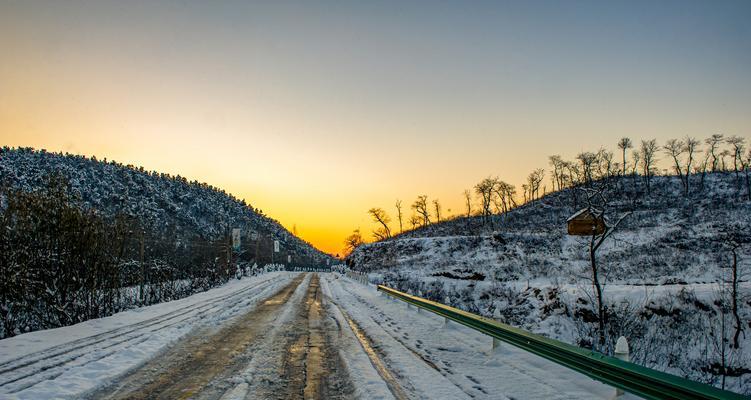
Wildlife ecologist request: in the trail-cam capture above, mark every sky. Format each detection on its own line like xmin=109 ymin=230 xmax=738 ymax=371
xmin=1 ymin=1 xmax=750 ymax=255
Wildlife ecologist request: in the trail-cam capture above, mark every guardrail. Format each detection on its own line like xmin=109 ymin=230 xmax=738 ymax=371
xmin=377 ymin=285 xmax=744 ymax=400
xmin=344 ymin=270 xmax=368 ymax=284
xmin=286 ymin=266 xmax=331 ymax=273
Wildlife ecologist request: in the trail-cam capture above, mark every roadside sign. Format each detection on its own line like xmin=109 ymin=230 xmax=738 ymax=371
xmin=232 ymin=228 xmax=241 ymax=250
xmin=287 ymin=255 xmax=292 ymax=263
xmin=274 ymin=240 xmax=280 ymax=252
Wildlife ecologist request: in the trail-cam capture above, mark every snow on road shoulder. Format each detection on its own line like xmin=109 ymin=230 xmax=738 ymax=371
xmin=325 ymin=273 xmax=629 ymax=400
xmin=319 ymin=277 xmax=396 ymax=400
xmin=324 ymin=275 xmax=474 ymax=399
xmin=0 ymin=272 xmax=286 ymax=363
xmin=0 ymin=272 xmax=295 ymax=400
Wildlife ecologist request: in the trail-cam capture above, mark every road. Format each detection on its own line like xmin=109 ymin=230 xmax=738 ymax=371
xmin=92 ymin=273 xmax=355 ymax=400
xmin=0 ymin=272 xmax=620 ymax=399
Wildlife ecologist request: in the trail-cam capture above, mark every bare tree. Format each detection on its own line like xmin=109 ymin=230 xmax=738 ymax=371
xmin=726 ymin=136 xmax=746 ymax=184
xmin=526 ymin=169 xmax=545 ymax=201
xmin=727 ymin=136 xmax=751 ymax=198
xmin=706 ymin=134 xmax=725 ymax=172
xmin=729 ymin=241 xmax=744 ymax=350
xmin=409 ymin=214 xmax=420 ymax=230
xmin=743 ymin=149 xmax=751 ymax=199
xmin=411 ymin=195 xmax=430 ymax=227
xmin=663 ymin=138 xmax=686 ymax=192
xmin=718 ymin=225 xmax=749 ymax=349
xmin=504 ymin=181 xmax=517 ymax=209
xmin=598 ymin=149 xmax=615 ymax=178
xmin=563 ymin=161 xmax=583 ymax=208
xmin=462 ymin=189 xmax=472 ymax=217
xmin=474 ymin=177 xmax=496 ymax=221
xmin=696 ymin=149 xmax=712 ymax=191
xmin=639 ymin=139 xmax=658 ymax=194
xmin=395 ymin=200 xmax=404 ymax=233
xmin=432 ymin=199 xmax=442 ymax=223
xmin=549 ymin=155 xmax=565 ymax=191
xmin=719 ymin=149 xmax=732 ymax=171
xmin=580 ymin=188 xmax=632 ymax=350
xmin=630 ymin=152 xmax=640 ymax=176
xmin=617 ymin=137 xmax=633 ymax=177
xmin=577 ymin=152 xmax=598 ymax=184
xmin=343 ymin=229 xmax=364 ymax=257
xmin=683 ymin=136 xmax=700 ymax=195
xmin=492 ymin=180 xmax=517 ymax=214
xmin=368 ymin=208 xmax=391 ymax=240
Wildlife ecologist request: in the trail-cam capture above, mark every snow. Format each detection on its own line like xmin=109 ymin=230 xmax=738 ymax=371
xmin=0 ymin=148 xmax=333 ymax=341
xmin=322 ymin=273 xmax=636 ymax=399
xmin=216 ymin=273 xmax=313 ymax=399
xmin=1 ymin=270 xmax=735 ymax=398
xmin=324 ymin=299 xmax=396 ymax=399
xmin=0 ymin=272 xmax=295 ymax=399
xmin=349 ymin=174 xmax=751 ymax=394
xmin=0 ymin=148 xmax=329 ymax=265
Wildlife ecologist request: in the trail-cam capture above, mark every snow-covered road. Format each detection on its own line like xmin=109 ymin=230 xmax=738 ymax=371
xmin=0 ymin=272 xmax=631 ymax=399
xmin=323 ymin=274 xmax=624 ymax=400
xmin=0 ymin=272 xmax=295 ymax=399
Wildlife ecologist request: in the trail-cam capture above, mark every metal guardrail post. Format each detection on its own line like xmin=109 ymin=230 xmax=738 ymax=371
xmin=376 ymin=284 xmax=745 ymax=400
xmin=614 ymin=336 xmax=630 ymax=398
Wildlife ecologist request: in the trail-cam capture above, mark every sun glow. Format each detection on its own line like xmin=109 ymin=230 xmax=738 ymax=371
xmin=2 ymin=2 xmax=750 ymax=255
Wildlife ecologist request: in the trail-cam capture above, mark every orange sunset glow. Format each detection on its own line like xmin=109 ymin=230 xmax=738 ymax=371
xmin=2 ymin=1 xmax=750 ymax=255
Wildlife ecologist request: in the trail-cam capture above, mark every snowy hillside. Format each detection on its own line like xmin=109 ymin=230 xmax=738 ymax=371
xmin=0 ymin=147 xmax=331 ymax=339
xmin=349 ymin=173 xmax=751 ymax=394
xmin=0 ymin=147 xmax=326 ymax=262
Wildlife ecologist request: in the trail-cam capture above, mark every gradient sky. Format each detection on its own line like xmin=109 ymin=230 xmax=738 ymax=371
xmin=2 ymin=1 xmax=750 ymax=255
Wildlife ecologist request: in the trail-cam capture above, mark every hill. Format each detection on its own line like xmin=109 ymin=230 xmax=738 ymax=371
xmin=0 ymin=147 xmax=326 ymax=259
xmin=0 ymin=147 xmax=331 ymax=338
xmin=349 ymin=173 xmax=751 ymax=394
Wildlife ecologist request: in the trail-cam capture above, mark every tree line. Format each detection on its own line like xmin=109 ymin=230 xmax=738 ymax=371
xmin=4 ymin=146 xmax=264 ymax=214
xmin=0 ymin=173 xmax=304 ymax=338
xmin=348 ymin=134 xmax=750 ymax=250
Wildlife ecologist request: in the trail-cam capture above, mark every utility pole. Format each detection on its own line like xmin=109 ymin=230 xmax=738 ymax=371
xmin=226 ymin=230 xmax=231 ymax=278
xmin=139 ymin=230 xmax=145 ymax=305
xmin=255 ymin=233 xmax=260 ymax=266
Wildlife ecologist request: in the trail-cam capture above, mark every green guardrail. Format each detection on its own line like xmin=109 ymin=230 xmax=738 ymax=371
xmin=377 ymin=285 xmax=745 ymax=400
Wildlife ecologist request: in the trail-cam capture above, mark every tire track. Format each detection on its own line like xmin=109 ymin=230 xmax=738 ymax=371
xmin=0 ymin=273 xmax=283 ymax=392
xmin=245 ymin=274 xmax=355 ymax=400
xmin=96 ymin=273 xmax=308 ymax=400
xmin=329 ymin=301 xmax=409 ymax=400
xmin=332 ymin=277 xmax=482 ymax=399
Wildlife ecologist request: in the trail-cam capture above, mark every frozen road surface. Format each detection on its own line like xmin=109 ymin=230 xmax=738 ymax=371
xmin=0 ymin=272 xmax=624 ymax=399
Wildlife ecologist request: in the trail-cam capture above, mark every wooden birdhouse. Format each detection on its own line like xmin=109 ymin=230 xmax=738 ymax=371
xmin=567 ymin=208 xmax=606 ymax=236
